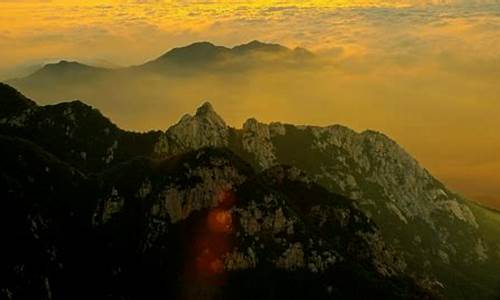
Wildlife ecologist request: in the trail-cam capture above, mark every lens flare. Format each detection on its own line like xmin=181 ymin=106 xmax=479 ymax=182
xmin=207 ymin=209 xmax=232 ymax=233
xmin=183 ymin=189 xmax=237 ymax=293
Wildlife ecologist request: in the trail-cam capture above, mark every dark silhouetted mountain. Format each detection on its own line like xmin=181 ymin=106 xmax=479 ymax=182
xmin=0 ymin=85 xmax=438 ymax=299
xmin=9 ymin=60 xmax=109 ymax=83
xmin=6 ymin=60 xmax=111 ymax=103
xmin=138 ymin=40 xmax=314 ymax=73
xmin=0 ymin=135 xmax=92 ymax=300
xmin=155 ymin=41 xmax=232 ymax=64
xmin=0 ymin=82 xmax=36 ymax=118
xmin=1 ymin=84 xmax=499 ymax=299
xmin=232 ymin=40 xmax=290 ymax=54
xmin=0 ymin=84 xmax=161 ymax=173
xmin=37 ymin=60 xmax=106 ymax=75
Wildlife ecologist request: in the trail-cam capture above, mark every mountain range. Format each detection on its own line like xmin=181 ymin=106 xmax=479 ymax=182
xmin=3 ymin=41 xmax=319 ymax=132
xmin=1 ymin=82 xmax=500 ymax=299
xmin=7 ymin=40 xmax=313 ymax=85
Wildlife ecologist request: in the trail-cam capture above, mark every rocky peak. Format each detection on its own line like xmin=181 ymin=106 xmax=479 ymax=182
xmin=155 ymin=101 xmax=229 ymax=156
xmin=195 ymin=100 xmax=217 ymax=116
xmin=243 ymin=117 xmax=266 ymax=133
xmin=190 ymin=101 xmax=227 ymax=129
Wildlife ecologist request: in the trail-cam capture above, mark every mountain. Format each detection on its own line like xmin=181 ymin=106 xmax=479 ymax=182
xmin=4 ymin=41 xmax=315 ymax=111
xmin=0 ymin=83 xmax=36 ymax=118
xmin=0 ymin=86 xmax=161 ymax=173
xmin=153 ymin=100 xmax=500 ymax=299
xmin=1 ymin=83 xmax=499 ymax=299
xmin=6 ymin=61 xmax=112 ymax=104
xmin=138 ymin=40 xmax=314 ymax=73
xmin=8 ymin=40 xmax=313 ymax=84
xmin=8 ymin=60 xmax=109 ymax=84
xmin=232 ymin=40 xmax=290 ymax=54
xmin=0 ymin=84 xmax=434 ymax=299
xmin=153 ymin=41 xmax=232 ymax=64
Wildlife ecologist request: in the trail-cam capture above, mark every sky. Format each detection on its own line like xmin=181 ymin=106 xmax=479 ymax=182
xmin=1 ymin=0 xmax=500 ymax=208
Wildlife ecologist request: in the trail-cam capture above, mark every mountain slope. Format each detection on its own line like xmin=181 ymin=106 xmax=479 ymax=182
xmin=0 ymin=82 xmax=36 ymax=118
xmin=0 ymin=133 xmax=432 ymax=299
xmin=0 ymin=85 xmax=160 ymax=173
xmin=1 ymin=84 xmax=499 ymax=299
xmin=153 ymin=102 xmax=500 ymax=299
xmin=0 ymin=135 xmax=92 ymax=300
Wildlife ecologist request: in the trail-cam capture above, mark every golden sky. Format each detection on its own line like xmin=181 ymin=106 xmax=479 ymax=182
xmin=1 ymin=0 xmax=500 ymax=208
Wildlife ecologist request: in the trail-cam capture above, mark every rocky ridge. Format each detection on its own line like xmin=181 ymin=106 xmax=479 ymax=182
xmin=1 ymin=83 xmax=499 ymax=299
xmin=0 ymin=84 xmax=435 ymax=299
xmin=152 ymin=101 xmax=500 ymax=299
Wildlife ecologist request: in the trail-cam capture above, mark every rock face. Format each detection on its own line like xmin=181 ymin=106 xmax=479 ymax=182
xmin=155 ymin=102 xmax=229 ymax=156
xmin=0 ymin=139 xmax=431 ymax=300
xmin=151 ymin=102 xmax=500 ymax=300
xmin=240 ymin=118 xmax=278 ymax=169
xmin=1 ymin=84 xmax=500 ymax=299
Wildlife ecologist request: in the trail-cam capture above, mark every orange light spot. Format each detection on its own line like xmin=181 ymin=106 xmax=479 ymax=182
xmin=207 ymin=209 xmax=232 ymax=233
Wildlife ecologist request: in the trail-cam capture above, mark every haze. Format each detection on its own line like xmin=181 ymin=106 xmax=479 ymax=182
xmin=1 ymin=0 xmax=499 ymax=209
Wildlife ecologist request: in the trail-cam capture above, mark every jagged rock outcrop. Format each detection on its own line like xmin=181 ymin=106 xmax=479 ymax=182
xmin=155 ymin=102 xmax=229 ymax=156
xmin=150 ymin=101 xmax=500 ymax=300
xmin=240 ymin=118 xmax=278 ymax=169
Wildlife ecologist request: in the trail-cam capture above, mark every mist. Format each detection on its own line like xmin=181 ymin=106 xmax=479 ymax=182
xmin=5 ymin=47 xmax=499 ymax=210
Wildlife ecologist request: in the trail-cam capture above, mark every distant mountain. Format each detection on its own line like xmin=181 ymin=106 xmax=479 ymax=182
xmin=0 ymin=84 xmax=433 ymax=299
xmin=139 ymin=40 xmax=314 ymax=72
xmin=5 ymin=41 xmax=315 ymax=107
xmin=8 ymin=40 xmax=313 ymax=84
xmin=0 ymin=58 xmax=121 ymax=82
xmin=233 ymin=40 xmax=290 ymax=53
xmin=10 ymin=60 xmax=109 ymax=82
xmin=6 ymin=60 xmax=111 ymax=103
xmin=154 ymin=41 xmax=232 ymax=64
